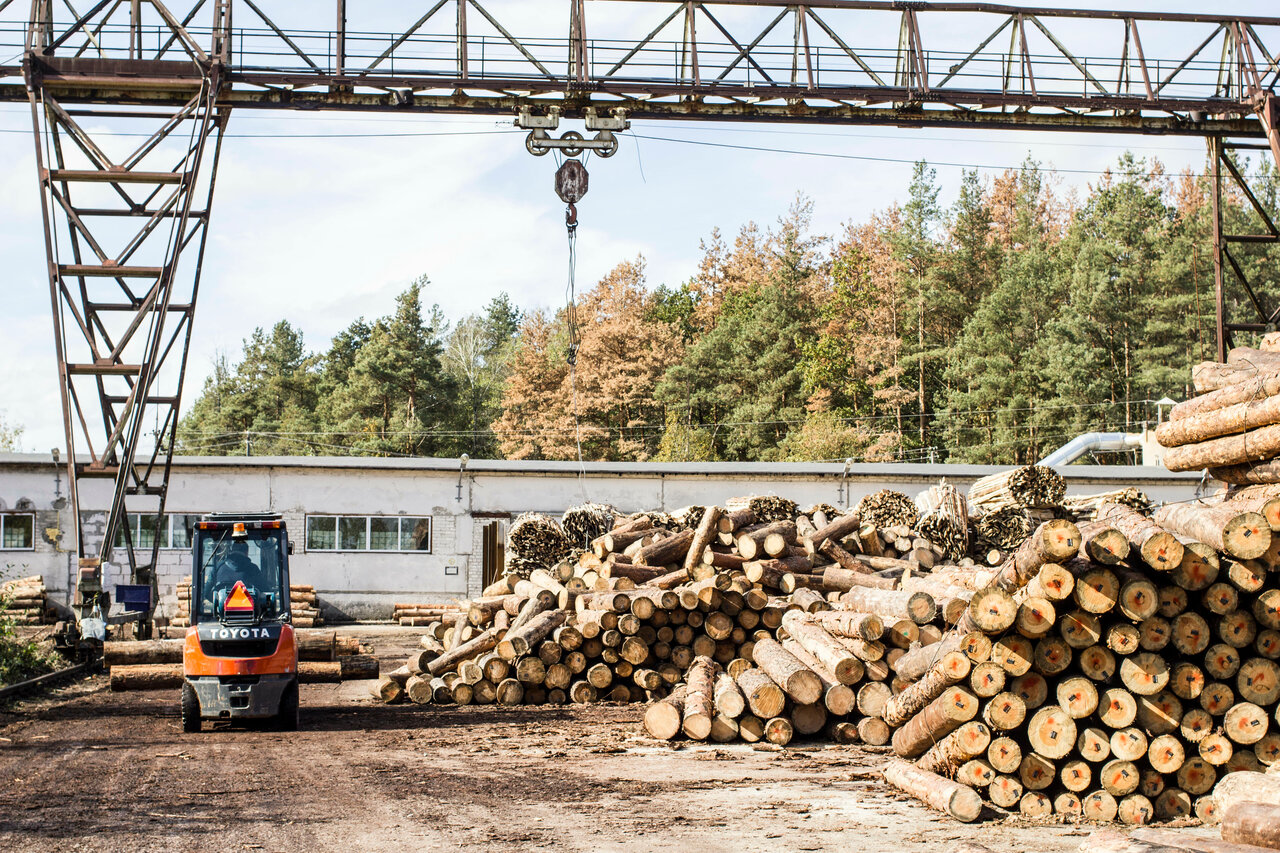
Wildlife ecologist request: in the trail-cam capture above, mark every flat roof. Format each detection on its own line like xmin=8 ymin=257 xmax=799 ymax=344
xmin=0 ymin=452 xmax=1203 ymax=482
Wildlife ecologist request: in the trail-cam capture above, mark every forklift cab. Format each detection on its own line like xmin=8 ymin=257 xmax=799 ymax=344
xmin=183 ymin=513 xmax=299 ymax=732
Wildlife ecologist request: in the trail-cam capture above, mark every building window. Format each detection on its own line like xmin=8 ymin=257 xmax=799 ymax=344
xmin=113 ymin=513 xmax=203 ymax=550
xmin=0 ymin=513 xmax=34 ymax=550
xmin=305 ymin=516 xmax=431 ymax=553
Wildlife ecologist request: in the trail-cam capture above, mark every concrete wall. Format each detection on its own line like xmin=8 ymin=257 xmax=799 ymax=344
xmin=0 ymin=453 xmax=1207 ymax=621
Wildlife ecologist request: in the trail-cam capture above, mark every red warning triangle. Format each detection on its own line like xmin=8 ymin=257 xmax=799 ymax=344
xmin=225 ymin=581 xmax=254 ymax=613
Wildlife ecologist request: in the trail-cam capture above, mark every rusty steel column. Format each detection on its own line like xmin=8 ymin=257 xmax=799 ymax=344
xmin=1211 ymin=136 xmax=1228 ymax=363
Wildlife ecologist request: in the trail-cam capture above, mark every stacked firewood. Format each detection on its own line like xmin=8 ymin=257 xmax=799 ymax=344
xmin=856 ymin=489 xmax=920 ymax=529
xmin=392 ymin=602 xmax=451 ymax=626
xmin=1 ymin=575 xmax=49 ymax=625
xmin=173 ymin=579 xmax=323 ymax=628
xmin=726 ymin=495 xmax=799 ymax=524
xmin=968 ymin=465 xmax=1067 ymax=512
xmin=505 ymin=513 xmax=574 ymax=577
xmin=1164 ymin=339 xmax=1280 ymax=485
xmin=561 ymin=503 xmax=616 ymax=548
xmin=916 ymin=483 xmax=970 ymax=561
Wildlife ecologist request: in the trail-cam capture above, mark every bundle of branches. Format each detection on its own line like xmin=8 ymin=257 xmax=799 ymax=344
xmin=1062 ymin=488 xmax=1151 ymax=522
xmin=915 ymin=484 xmax=969 ymax=561
xmin=670 ymin=505 xmax=706 ymax=531
xmin=968 ymin=465 xmax=1066 ymax=512
xmin=562 ymin=503 xmax=617 ymax=548
xmin=505 ymin=513 xmax=573 ymax=577
xmin=726 ymin=495 xmax=799 ymax=524
xmin=972 ymin=507 xmax=1032 ymax=553
xmin=635 ymin=510 xmax=679 ymax=530
xmin=856 ymin=490 xmax=919 ymax=530
xmin=804 ymin=504 xmax=841 ymax=520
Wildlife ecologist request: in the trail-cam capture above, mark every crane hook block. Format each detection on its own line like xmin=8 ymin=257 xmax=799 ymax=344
xmin=555 ymin=159 xmax=589 ymax=205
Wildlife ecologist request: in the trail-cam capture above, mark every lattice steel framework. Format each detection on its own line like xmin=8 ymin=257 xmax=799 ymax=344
xmin=23 ymin=0 xmax=229 ymax=605
xmin=3 ymin=0 xmax=1280 ymax=609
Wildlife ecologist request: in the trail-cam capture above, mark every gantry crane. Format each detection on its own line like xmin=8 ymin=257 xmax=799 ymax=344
xmin=1 ymin=0 xmax=1278 ymax=615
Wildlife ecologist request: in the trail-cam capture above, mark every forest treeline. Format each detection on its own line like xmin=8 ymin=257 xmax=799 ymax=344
xmin=176 ymin=154 xmax=1280 ymax=465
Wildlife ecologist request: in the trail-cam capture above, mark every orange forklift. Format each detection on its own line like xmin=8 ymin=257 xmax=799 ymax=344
xmin=182 ymin=512 xmax=299 ymax=732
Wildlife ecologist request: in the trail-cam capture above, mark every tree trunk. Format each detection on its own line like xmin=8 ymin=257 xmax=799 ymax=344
xmin=891 ymin=686 xmax=980 ymax=758
xmin=750 ymin=639 xmax=822 ymax=705
xmin=1165 ymin=422 xmax=1280 ymax=472
xmin=1222 ymin=802 xmax=1280 ymax=850
xmin=914 ymin=721 xmax=992 ymax=775
xmin=675 ymin=656 xmax=716 ymax=740
xmin=634 ymin=529 xmax=695 ymax=566
xmin=1099 ymin=502 xmax=1184 ymax=571
xmin=882 ymin=759 xmax=983 ymax=823
xmin=428 ymin=628 xmax=501 ymax=676
xmin=881 ymin=652 xmax=972 ymax=727
xmin=1154 ymin=503 xmax=1271 ymax=560
xmin=682 ymin=506 xmax=723 ymax=573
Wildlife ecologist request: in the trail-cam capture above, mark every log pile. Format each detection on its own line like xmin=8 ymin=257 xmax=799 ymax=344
xmin=973 ymin=507 xmax=1032 ymax=555
xmin=392 ymin=602 xmax=451 ymax=626
xmin=384 ymin=485 xmax=1280 ymax=830
xmin=1162 ymin=347 xmax=1280 ymax=485
xmin=1 ymin=575 xmax=49 ymax=625
xmin=505 ymin=513 xmax=574 ymax=576
xmin=173 ymin=579 xmax=324 ymax=628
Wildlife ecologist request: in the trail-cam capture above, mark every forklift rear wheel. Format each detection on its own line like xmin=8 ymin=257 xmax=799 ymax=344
xmin=181 ymin=683 xmax=201 ymax=733
xmin=275 ymin=680 xmax=299 ymax=731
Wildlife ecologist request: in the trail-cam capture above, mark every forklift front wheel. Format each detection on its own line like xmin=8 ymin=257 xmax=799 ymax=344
xmin=276 ymin=680 xmax=299 ymax=732
xmin=181 ymin=682 xmax=201 ymax=733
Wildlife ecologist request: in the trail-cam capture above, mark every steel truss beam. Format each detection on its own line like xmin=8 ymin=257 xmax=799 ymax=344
xmin=0 ymin=2 xmax=1277 ymax=132
xmin=7 ymin=1 xmax=1280 ymax=609
xmin=24 ymin=0 xmax=229 ymax=608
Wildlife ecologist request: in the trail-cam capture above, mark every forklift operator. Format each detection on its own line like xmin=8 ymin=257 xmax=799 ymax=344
xmin=212 ymin=541 xmax=263 ymax=593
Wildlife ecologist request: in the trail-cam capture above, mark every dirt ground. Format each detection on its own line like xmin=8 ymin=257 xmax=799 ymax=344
xmin=0 ymin=626 xmax=1222 ymax=853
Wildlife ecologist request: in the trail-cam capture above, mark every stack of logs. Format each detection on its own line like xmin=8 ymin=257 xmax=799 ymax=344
xmin=393 ymin=602 xmax=451 ymax=626
xmin=106 ymin=629 xmax=375 ymax=690
xmin=382 ymin=486 xmax=1280 ymax=829
xmin=1164 ymin=337 xmax=1280 ymax=485
xmin=1 ymin=575 xmax=49 ymax=625
xmin=290 ymin=585 xmax=323 ymax=627
xmin=172 ymin=579 xmax=323 ymax=628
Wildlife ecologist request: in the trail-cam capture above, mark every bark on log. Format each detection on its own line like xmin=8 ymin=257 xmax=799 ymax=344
xmin=427 ymin=628 xmax=501 ymax=676
xmin=915 ymin=721 xmax=992 ymax=775
xmin=635 ymin=529 xmax=695 ymax=566
xmin=839 ymin=587 xmax=937 ymax=626
xmin=497 ymin=609 xmax=566 ymax=660
xmin=988 ymin=519 xmax=1081 ymax=595
xmin=682 ymin=656 xmax=718 ymax=740
xmin=1222 ymin=802 xmax=1280 ymax=850
xmin=882 ymin=652 xmax=972 ymax=728
xmin=882 ymin=759 xmax=983 ymax=823
xmin=1154 ymin=503 xmax=1271 ymax=560
xmin=891 ymin=687 xmax=980 ymax=759
xmin=1165 ymin=423 xmax=1280 ymax=473
xmin=682 ymin=506 xmax=723 ymax=574
xmin=751 ymin=639 xmax=822 ymax=705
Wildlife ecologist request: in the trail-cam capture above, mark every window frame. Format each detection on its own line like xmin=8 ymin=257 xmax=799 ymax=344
xmin=0 ymin=512 xmax=35 ymax=551
xmin=113 ymin=512 xmax=204 ymax=551
xmin=303 ymin=514 xmax=432 ymax=554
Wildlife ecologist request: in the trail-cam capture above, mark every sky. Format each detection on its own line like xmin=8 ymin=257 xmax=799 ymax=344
xmin=0 ymin=0 xmax=1277 ymax=453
